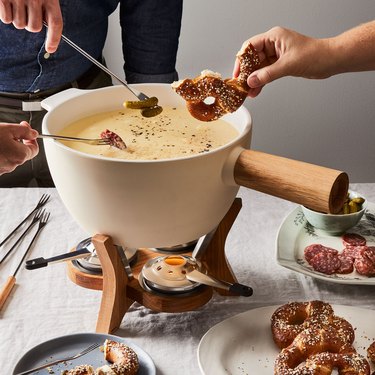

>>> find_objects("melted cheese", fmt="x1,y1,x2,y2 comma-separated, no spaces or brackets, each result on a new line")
59,106,238,160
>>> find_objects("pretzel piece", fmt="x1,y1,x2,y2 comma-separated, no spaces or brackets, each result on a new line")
172,43,260,121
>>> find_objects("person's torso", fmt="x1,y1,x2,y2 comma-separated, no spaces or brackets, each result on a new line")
0,0,119,92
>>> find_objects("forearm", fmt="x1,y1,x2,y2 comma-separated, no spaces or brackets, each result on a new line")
327,20,375,75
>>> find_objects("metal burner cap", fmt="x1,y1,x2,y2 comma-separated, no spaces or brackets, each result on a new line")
141,255,202,293
153,239,198,254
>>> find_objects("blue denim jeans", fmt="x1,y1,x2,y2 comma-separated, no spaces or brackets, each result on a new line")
121,0,182,83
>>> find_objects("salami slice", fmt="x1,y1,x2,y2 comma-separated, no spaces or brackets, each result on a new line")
304,244,338,264
342,233,366,247
310,252,341,275
100,129,127,150
354,256,375,276
304,244,324,263
353,247,375,276
304,238,374,276
341,245,365,260
336,254,354,274
364,246,375,263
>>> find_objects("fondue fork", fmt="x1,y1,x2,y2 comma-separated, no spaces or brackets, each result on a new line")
0,210,49,311
43,22,150,102
38,134,111,146
0,209,43,265
0,194,49,248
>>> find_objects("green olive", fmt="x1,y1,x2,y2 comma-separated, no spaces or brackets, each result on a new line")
123,96,159,109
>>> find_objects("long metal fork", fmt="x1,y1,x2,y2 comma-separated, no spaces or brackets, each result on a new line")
0,209,43,265
16,342,101,375
43,22,148,101
0,208,42,264
0,210,50,311
38,134,111,146
15,210,50,275
0,194,50,248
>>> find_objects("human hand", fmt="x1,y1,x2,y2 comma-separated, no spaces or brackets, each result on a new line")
0,121,39,175
233,27,332,97
0,0,63,53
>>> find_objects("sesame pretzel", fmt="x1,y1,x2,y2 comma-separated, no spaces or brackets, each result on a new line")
63,340,139,375
271,301,355,350
172,43,260,121
274,326,370,375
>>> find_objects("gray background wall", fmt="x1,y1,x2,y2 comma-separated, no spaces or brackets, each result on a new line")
104,0,375,183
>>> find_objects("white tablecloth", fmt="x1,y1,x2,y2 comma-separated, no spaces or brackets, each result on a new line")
0,184,374,374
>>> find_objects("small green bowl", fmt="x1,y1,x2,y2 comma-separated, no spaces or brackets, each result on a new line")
301,191,366,235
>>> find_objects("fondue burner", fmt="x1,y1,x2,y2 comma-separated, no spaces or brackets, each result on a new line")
71,237,138,274
139,255,252,296
140,255,205,294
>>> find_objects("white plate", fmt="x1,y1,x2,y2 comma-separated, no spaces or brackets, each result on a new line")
276,202,375,284
197,304,375,375
13,332,155,375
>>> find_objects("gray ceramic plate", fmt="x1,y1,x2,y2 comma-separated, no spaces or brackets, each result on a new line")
13,332,155,374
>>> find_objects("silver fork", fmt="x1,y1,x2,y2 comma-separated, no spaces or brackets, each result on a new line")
15,342,101,375
38,134,111,146
0,209,44,265
0,194,50,248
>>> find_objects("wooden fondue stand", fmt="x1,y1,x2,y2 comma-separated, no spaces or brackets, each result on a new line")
67,198,243,334
66,150,349,334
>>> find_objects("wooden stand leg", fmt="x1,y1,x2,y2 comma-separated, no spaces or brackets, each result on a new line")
91,234,133,333
200,198,242,296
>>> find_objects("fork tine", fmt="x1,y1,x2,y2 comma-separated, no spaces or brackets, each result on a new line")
74,342,101,358
0,195,50,249
33,208,44,221
41,211,50,224
0,209,44,265
37,194,50,208
86,342,101,352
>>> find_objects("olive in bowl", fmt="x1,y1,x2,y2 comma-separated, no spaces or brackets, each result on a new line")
301,191,366,235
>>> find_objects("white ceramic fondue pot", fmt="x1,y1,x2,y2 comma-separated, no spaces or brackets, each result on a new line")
42,84,348,248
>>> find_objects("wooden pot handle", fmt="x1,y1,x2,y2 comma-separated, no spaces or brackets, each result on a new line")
234,149,348,214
